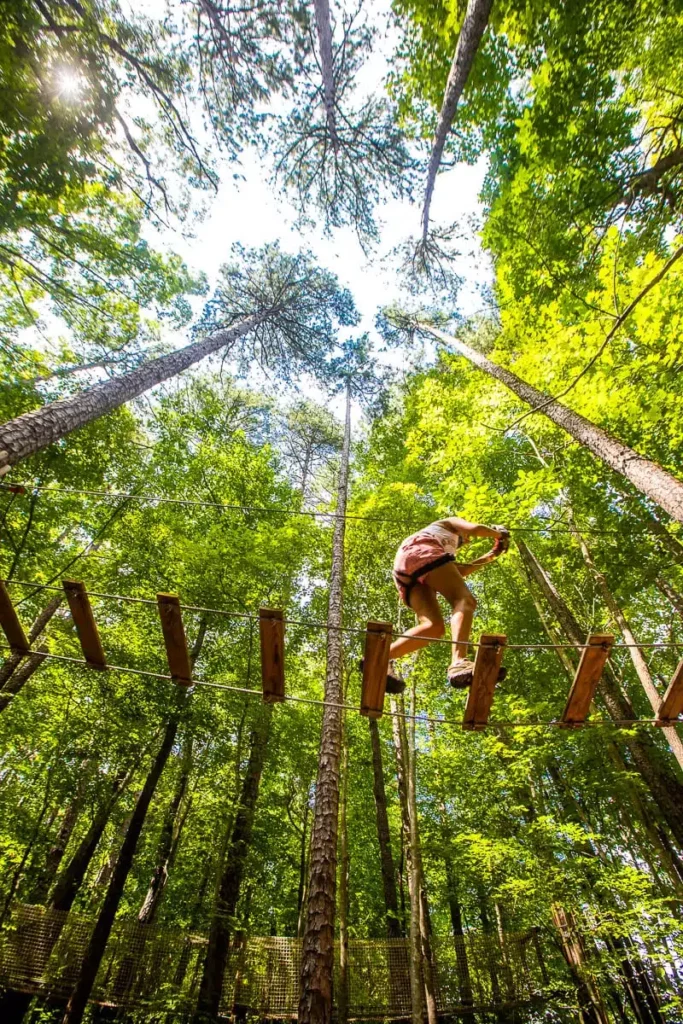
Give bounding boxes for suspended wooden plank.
[657,657,683,724]
[561,634,614,727]
[157,594,192,686]
[360,621,393,719]
[260,608,285,703]
[63,580,107,669]
[463,634,507,731]
[0,580,29,652]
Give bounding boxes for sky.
[128,0,493,420]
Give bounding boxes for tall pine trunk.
[0,315,261,467]
[298,385,351,1024]
[368,719,402,938]
[656,578,683,619]
[313,0,339,151]
[0,594,63,689]
[428,326,683,524]
[517,539,683,848]
[421,0,494,237]
[552,905,610,1024]
[0,646,47,711]
[61,690,188,1024]
[192,704,272,1023]
[337,711,350,1024]
[390,694,424,1024]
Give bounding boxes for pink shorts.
[392,532,455,608]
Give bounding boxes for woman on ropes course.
[388,517,510,689]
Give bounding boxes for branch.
[504,242,683,433]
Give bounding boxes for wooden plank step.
[360,621,393,719]
[657,657,683,724]
[463,634,506,731]
[0,580,29,652]
[157,594,192,686]
[260,609,285,703]
[561,634,614,727]
[63,581,107,669]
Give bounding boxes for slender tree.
[192,704,273,1023]
[0,594,63,690]
[298,383,350,1024]
[416,324,683,524]
[368,719,402,938]
[0,246,356,470]
[517,539,683,847]
[421,0,494,238]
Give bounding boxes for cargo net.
[0,904,552,1018]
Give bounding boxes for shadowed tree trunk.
[421,0,494,237]
[298,384,351,1024]
[61,688,188,1024]
[572,526,683,769]
[313,0,339,151]
[427,326,683,524]
[552,905,610,1024]
[0,646,48,711]
[192,703,273,1023]
[517,538,683,848]
[391,694,424,1024]
[0,594,63,689]
[337,709,350,1024]
[368,719,402,938]
[657,578,683,619]
[0,315,262,468]
[28,757,92,905]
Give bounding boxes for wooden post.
[259,609,285,703]
[463,634,506,731]
[657,657,683,725]
[157,594,192,686]
[63,581,107,669]
[360,621,392,719]
[0,580,29,652]
[561,634,614,727]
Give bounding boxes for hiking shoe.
[359,658,406,695]
[447,660,476,688]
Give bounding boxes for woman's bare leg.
[389,584,444,661]
[422,562,477,670]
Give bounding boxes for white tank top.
[421,521,463,556]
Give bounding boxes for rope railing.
[5,580,683,651]
[0,643,674,731]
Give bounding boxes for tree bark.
[337,714,350,1024]
[517,539,683,848]
[0,646,48,711]
[192,703,272,1023]
[428,325,683,524]
[573,527,683,769]
[0,315,262,467]
[551,905,610,1024]
[313,0,339,151]
[61,691,187,1024]
[390,695,424,1024]
[656,578,683,619]
[29,757,91,904]
[298,385,351,1024]
[0,594,63,690]
[421,0,494,237]
[368,719,402,938]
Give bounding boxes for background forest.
[1,1,683,1023]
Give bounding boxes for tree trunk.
[0,594,63,689]
[193,703,272,1023]
[29,758,92,904]
[0,315,261,467]
[368,719,402,938]
[337,714,350,1024]
[313,0,339,151]
[0,646,48,711]
[297,798,311,938]
[298,385,351,1024]
[61,690,187,1024]
[421,0,494,237]
[138,619,207,925]
[390,695,424,1024]
[517,539,683,848]
[656,578,683,619]
[551,905,610,1024]
[428,326,683,524]
[573,527,683,769]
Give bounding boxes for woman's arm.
[456,550,499,577]
[442,517,507,540]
